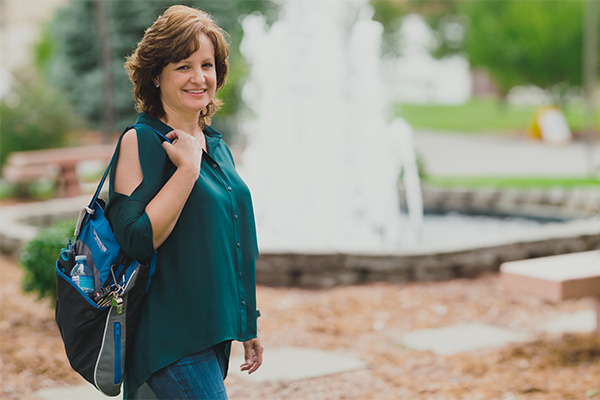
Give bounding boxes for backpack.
[55,124,169,396]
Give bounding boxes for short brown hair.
[125,5,230,128]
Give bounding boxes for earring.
[155,82,160,88]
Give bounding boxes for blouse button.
[212,163,218,168]
[234,214,239,220]
[237,242,241,248]
[241,300,246,307]
[227,186,232,191]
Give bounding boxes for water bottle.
[71,255,95,295]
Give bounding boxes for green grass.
[424,175,600,189]
[393,98,600,134]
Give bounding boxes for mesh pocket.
[55,263,108,384]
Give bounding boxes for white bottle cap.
[75,255,87,262]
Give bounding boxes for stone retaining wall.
[413,185,600,218]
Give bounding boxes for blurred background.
[1,0,599,399]
[1,0,598,187]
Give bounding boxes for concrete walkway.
[228,346,368,382]
[34,347,367,400]
[413,130,599,177]
[402,322,532,355]
[36,383,122,400]
[399,311,596,355]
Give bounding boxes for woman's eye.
[203,63,214,69]
[176,65,189,70]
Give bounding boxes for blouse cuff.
[109,196,155,262]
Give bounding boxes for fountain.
[236,0,600,287]
[240,0,422,253]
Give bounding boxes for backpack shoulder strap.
[130,123,171,143]
[76,124,172,239]
[92,124,171,204]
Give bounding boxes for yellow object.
[526,106,572,144]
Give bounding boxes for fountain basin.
[256,186,600,287]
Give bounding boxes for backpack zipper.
[114,322,122,384]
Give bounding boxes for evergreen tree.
[44,0,276,136]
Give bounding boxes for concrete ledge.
[0,194,99,256]
[501,251,600,301]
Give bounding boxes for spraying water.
[239,0,423,253]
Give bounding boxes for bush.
[0,71,81,169]
[19,219,75,303]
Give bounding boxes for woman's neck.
[161,110,203,136]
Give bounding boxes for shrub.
[0,71,81,170]
[19,219,75,303]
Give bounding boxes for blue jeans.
[144,345,229,400]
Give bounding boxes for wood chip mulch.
[1,255,599,400]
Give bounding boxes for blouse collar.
[137,113,223,139]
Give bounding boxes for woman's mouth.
[184,89,206,94]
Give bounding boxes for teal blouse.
[106,113,259,395]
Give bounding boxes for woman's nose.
[191,68,206,84]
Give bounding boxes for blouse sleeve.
[106,127,171,262]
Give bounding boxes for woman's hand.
[162,129,204,178]
[240,337,263,374]
[145,129,204,249]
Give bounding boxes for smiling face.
[156,33,217,121]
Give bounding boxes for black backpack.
[55,124,168,396]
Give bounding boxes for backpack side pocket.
[55,262,108,385]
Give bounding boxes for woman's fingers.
[241,338,264,374]
[161,130,203,175]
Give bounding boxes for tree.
[457,0,594,102]
[42,0,276,137]
[371,0,600,104]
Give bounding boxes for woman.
[106,5,263,399]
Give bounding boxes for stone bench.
[3,145,114,197]
[500,250,600,336]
